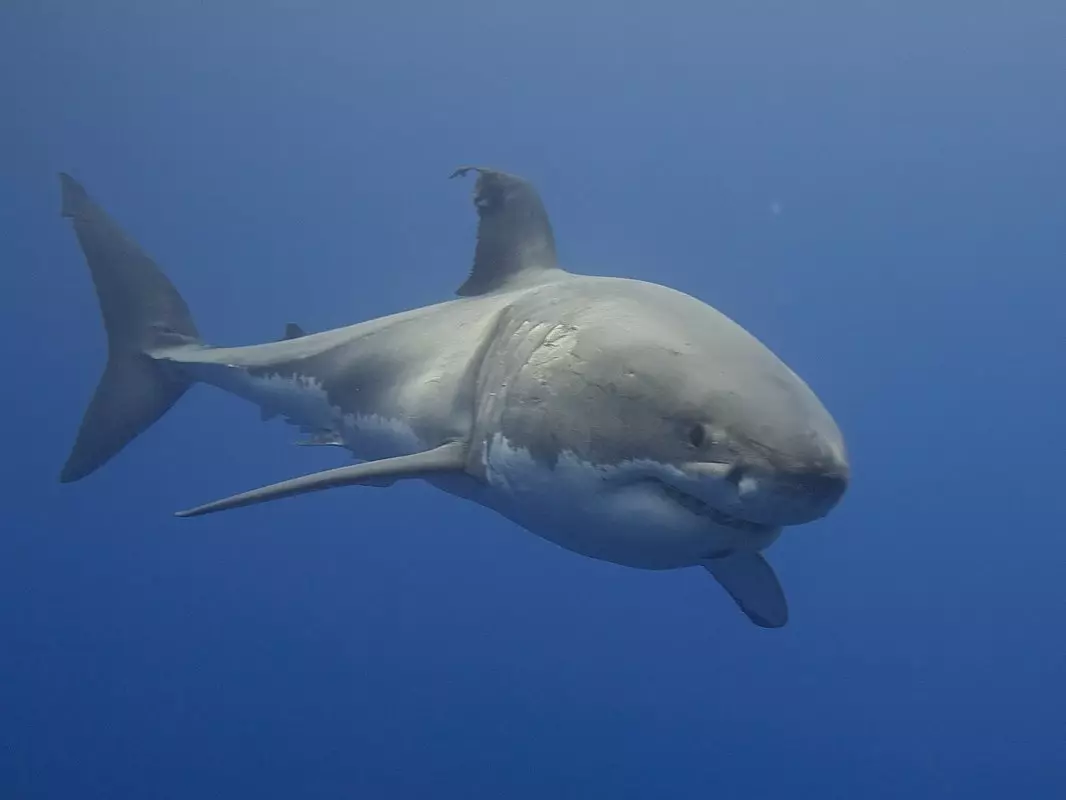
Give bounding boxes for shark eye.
[688,424,707,448]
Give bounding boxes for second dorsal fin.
[281,322,306,340]
[450,166,564,297]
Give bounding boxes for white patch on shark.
[481,432,749,569]
[209,366,426,461]
[339,411,425,459]
[248,371,335,432]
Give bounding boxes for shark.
[57,166,849,628]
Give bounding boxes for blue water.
[2,3,1063,797]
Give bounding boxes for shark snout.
[766,450,850,524]
[785,467,848,519]
[687,447,849,527]
[681,452,848,527]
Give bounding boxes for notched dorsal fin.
[174,441,467,518]
[703,552,789,628]
[450,166,563,296]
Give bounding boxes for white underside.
[186,365,429,462]
[479,433,755,570]
[181,364,767,570]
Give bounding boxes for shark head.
[476,277,850,569]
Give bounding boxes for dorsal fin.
[450,166,564,296]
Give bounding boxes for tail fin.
[58,173,200,483]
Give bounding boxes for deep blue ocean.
[2,3,1063,797]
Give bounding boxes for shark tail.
[58,173,201,483]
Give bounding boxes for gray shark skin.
[57,166,849,628]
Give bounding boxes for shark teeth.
[654,480,768,533]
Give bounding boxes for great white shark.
[57,166,849,628]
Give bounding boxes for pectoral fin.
[175,441,467,518]
[702,552,788,628]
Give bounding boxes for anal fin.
[295,430,344,447]
[702,552,788,628]
[175,441,467,518]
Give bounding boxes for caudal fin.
[58,173,200,482]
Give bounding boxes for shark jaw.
[647,478,774,535]
[479,435,783,570]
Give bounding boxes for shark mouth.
[651,479,770,533]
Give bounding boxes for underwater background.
[2,2,1063,797]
